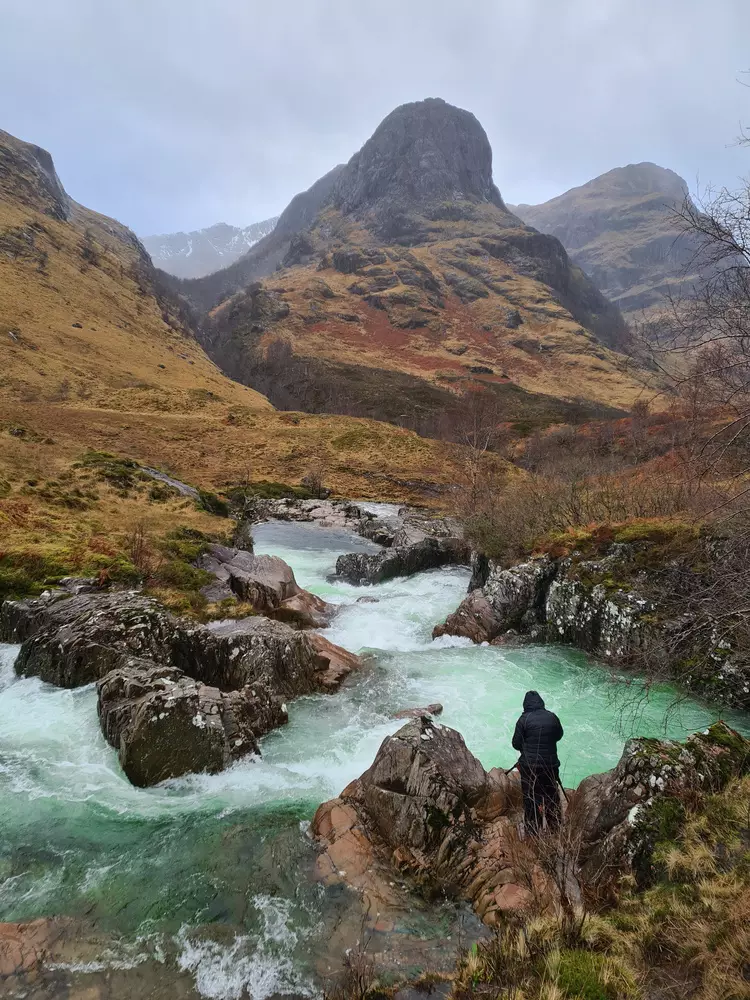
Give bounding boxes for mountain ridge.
[142,217,279,279]
[182,98,642,433]
[511,162,703,314]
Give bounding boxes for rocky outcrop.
[313,718,750,925]
[2,589,361,695]
[97,658,286,786]
[335,535,470,585]
[1,588,362,785]
[198,544,334,628]
[313,716,529,925]
[573,722,750,887]
[249,497,398,546]
[433,543,750,710]
[329,98,508,237]
[433,559,554,642]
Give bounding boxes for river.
[1,517,747,998]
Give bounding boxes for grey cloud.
[1,0,748,235]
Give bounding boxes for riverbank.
[1,519,748,999]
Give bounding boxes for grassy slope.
[0,134,469,602]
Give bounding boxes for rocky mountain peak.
[331,98,505,217]
[573,161,688,204]
[0,129,70,221]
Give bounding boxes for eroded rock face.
[336,536,470,585]
[199,544,334,628]
[313,717,527,925]
[433,559,555,642]
[97,658,287,786]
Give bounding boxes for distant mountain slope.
[142,217,278,279]
[0,127,465,510]
[512,163,704,315]
[183,98,644,435]
[0,127,271,415]
[176,165,345,310]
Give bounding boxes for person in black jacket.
[511,690,564,834]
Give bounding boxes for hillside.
[512,162,705,315]
[181,99,646,434]
[0,127,471,601]
[142,217,278,279]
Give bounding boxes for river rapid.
[1,516,747,998]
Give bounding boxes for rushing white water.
[1,520,747,999]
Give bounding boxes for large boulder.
[313,717,526,923]
[97,657,286,786]
[433,559,555,642]
[198,544,334,628]
[335,536,470,585]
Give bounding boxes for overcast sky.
[1,0,748,237]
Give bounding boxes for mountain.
[512,163,703,315]
[0,127,455,515]
[181,99,644,435]
[142,217,278,279]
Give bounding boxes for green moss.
[556,950,637,1000]
[0,552,69,601]
[632,797,686,887]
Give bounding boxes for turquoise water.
[0,520,746,998]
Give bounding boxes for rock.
[97,658,286,786]
[573,722,750,888]
[1,590,361,785]
[505,308,523,328]
[433,559,555,642]
[198,544,334,628]
[435,538,750,709]
[392,703,443,719]
[252,498,399,547]
[314,719,750,927]
[0,917,72,979]
[335,536,470,585]
[306,632,365,689]
[332,248,388,273]
[2,590,360,697]
[433,591,498,643]
[313,717,527,923]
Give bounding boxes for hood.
[523,690,545,712]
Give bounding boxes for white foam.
[0,643,20,690]
[176,896,316,1000]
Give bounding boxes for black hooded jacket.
[512,691,563,768]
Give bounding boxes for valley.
[1,76,749,1000]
